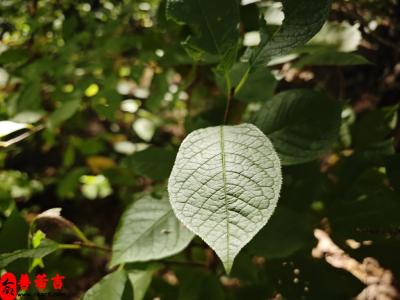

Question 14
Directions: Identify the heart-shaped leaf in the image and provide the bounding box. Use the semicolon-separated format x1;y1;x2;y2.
168;124;282;273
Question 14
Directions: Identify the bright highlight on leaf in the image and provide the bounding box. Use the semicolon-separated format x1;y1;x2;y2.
168;123;282;273
0;121;30;138
85;83;100;97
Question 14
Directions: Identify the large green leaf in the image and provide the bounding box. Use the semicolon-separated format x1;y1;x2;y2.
254;89;342;165
166;0;240;71
47;99;81;128
249;0;332;67
111;193;194;267
83;270;127;300
0;239;60;269
168;124;282;273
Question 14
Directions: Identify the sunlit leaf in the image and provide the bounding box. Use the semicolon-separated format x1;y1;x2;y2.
168;124;282;273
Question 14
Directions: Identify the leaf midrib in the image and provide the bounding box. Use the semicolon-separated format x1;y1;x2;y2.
219;126;230;268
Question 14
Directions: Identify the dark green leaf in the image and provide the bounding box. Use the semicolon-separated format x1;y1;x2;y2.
125;147;176;181
294;50;371;68
247;206;311;258
254;89;342;165
0;239;60;269
166;0;240;71
48;99;81;128
249;0;332;67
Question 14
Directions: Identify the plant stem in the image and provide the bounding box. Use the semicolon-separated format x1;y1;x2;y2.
223;72;234;124
59;242;111;252
71;225;91;244
234;66;250;95
59;244;81;250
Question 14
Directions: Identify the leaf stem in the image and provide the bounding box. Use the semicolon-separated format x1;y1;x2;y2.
223;72;234;124
234;66;250;95
59;242;111;252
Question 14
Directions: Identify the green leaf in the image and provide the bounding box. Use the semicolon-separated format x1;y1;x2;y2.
47;99;81;128
0;239;60;269
168;124;282;273
16;80;41;111
127;266;158;300
254;89;341;165
83;270;127;300
125;148;176;181
111;193;194;267
166;0;240;71
294;51;371;68
0;49;29;65
177;269;224;300
249;0;332;67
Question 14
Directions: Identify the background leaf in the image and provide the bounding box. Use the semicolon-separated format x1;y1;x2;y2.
111;193;194;266
0;239;59;269
254;89;342;165
83;270;127;300
166;0;240;71
249;0;332;66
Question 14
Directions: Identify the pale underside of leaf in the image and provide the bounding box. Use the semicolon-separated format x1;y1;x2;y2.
168;123;282;273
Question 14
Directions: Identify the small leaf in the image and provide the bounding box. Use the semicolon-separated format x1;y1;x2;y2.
166;0;240;71
168;124;282;273
83;270;127;300
249;0;332;67
110;193;194;267
253;89;341;165
48;99;81;129
0;121;30;138
127;266;158;300
0;240;60;269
